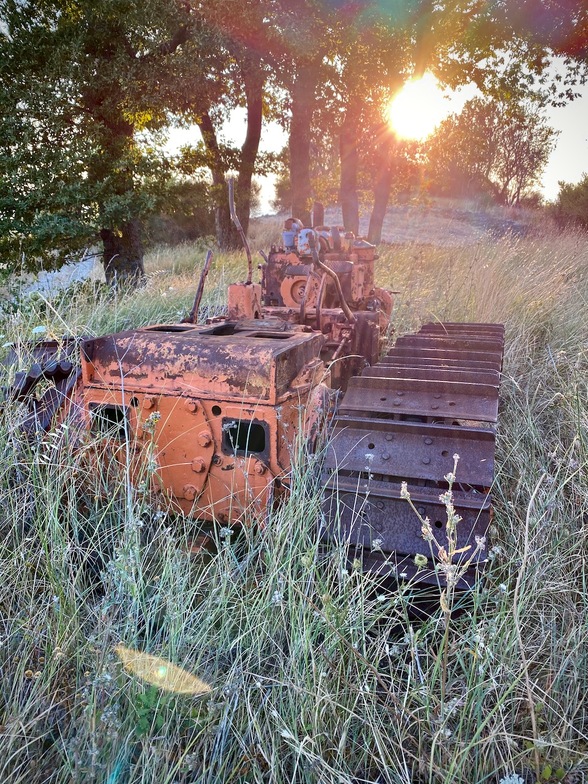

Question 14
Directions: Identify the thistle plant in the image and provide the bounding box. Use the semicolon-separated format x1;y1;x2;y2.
400;453;487;706
400;454;487;595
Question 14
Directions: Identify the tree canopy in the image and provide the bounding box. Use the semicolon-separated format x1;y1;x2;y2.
426;96;557;205
0;0;586;284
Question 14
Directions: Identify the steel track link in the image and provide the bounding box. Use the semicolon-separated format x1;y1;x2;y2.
322;322;505;587
1;339;82;434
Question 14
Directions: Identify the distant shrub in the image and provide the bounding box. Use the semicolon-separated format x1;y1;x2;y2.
552;174;588;230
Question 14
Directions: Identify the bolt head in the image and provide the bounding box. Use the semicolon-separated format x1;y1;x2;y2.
253;460;267;475
183;484;197;501
143;396;155;410
191;458;206;473
184;399;197;412
198;431;212;447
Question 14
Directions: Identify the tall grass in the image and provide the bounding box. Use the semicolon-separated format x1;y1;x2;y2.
0;225;587;783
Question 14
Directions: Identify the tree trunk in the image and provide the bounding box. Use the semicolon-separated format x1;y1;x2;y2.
236;58;264;236
101;220;145;286
197;111;241;250
289;59;318;226
368;132;394;245
339;105;360;235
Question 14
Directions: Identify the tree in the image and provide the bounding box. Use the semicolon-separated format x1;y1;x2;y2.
425;97;556;206
174;0;277;248
553;174;588;230
0;0;193;284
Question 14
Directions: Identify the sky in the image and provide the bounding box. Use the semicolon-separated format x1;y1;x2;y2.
169;77;588;214
542;83;588;199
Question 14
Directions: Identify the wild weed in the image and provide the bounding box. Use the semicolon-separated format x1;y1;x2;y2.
0;226;586;781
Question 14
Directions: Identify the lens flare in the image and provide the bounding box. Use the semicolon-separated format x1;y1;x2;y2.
387;73;449;141
115;645;211;695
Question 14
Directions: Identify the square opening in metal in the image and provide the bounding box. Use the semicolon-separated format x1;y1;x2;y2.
222;418;268;458
89;403;128;440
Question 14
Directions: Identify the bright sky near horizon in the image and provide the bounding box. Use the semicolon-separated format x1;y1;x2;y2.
169;77;588;213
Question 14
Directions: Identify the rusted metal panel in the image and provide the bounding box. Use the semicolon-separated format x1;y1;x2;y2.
339;375;500;422
385;346;503;369
322;478;490;564
394;335;505;353
380;355;500;372
325;417;495;486
362;364;501;387
81;326;326;405
419;322;505;337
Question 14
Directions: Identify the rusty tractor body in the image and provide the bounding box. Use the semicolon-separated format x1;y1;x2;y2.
2;216;504;586
80;322;327;521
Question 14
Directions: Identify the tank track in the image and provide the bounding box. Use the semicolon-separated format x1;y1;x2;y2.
1;340;81;434
322;322;505;588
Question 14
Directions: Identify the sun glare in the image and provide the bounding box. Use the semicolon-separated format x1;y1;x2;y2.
387;73;449;141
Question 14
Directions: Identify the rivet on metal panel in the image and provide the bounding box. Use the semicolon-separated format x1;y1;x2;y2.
376;501;384;510
212;454;222;466
424;437;433;445
432;404;439;410
184;399;198;412
143;396;156;410
381;452;390;461
254;460;267;475
183;485;197;501
433;393;442;399
191;458;206;473
417;507;426;516
393;400;401;406
198;431;212;447
385;434;394;441
396;391;404;396
422;457;431;465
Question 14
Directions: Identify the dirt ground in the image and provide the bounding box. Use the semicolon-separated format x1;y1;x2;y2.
321;201;532;246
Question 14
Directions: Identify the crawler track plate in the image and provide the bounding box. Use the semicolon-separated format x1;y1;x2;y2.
322;322;505;587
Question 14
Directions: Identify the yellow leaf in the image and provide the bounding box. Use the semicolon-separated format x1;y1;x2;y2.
440;590;450;614
115;645;212;695
452;545;472;555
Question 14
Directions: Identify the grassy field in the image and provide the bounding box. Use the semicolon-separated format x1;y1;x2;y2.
0;221;587;783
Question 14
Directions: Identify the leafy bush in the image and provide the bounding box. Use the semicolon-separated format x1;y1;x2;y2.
552;174;588;229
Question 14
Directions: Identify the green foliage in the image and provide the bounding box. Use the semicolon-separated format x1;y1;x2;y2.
0;0;192;272
131;685;169;736
552;174;588;230
145;178;216;245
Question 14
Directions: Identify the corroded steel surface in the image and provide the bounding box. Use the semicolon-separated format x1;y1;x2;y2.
81;324;325;404
80;324;327;521
322;322;505;587
2;216;505;592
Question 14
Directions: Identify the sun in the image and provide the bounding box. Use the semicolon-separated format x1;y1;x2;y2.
387;73;449;141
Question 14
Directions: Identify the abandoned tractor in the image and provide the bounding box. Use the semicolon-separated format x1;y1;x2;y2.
2;216;504;586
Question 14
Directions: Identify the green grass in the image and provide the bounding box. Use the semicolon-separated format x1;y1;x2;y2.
0;224;587;783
